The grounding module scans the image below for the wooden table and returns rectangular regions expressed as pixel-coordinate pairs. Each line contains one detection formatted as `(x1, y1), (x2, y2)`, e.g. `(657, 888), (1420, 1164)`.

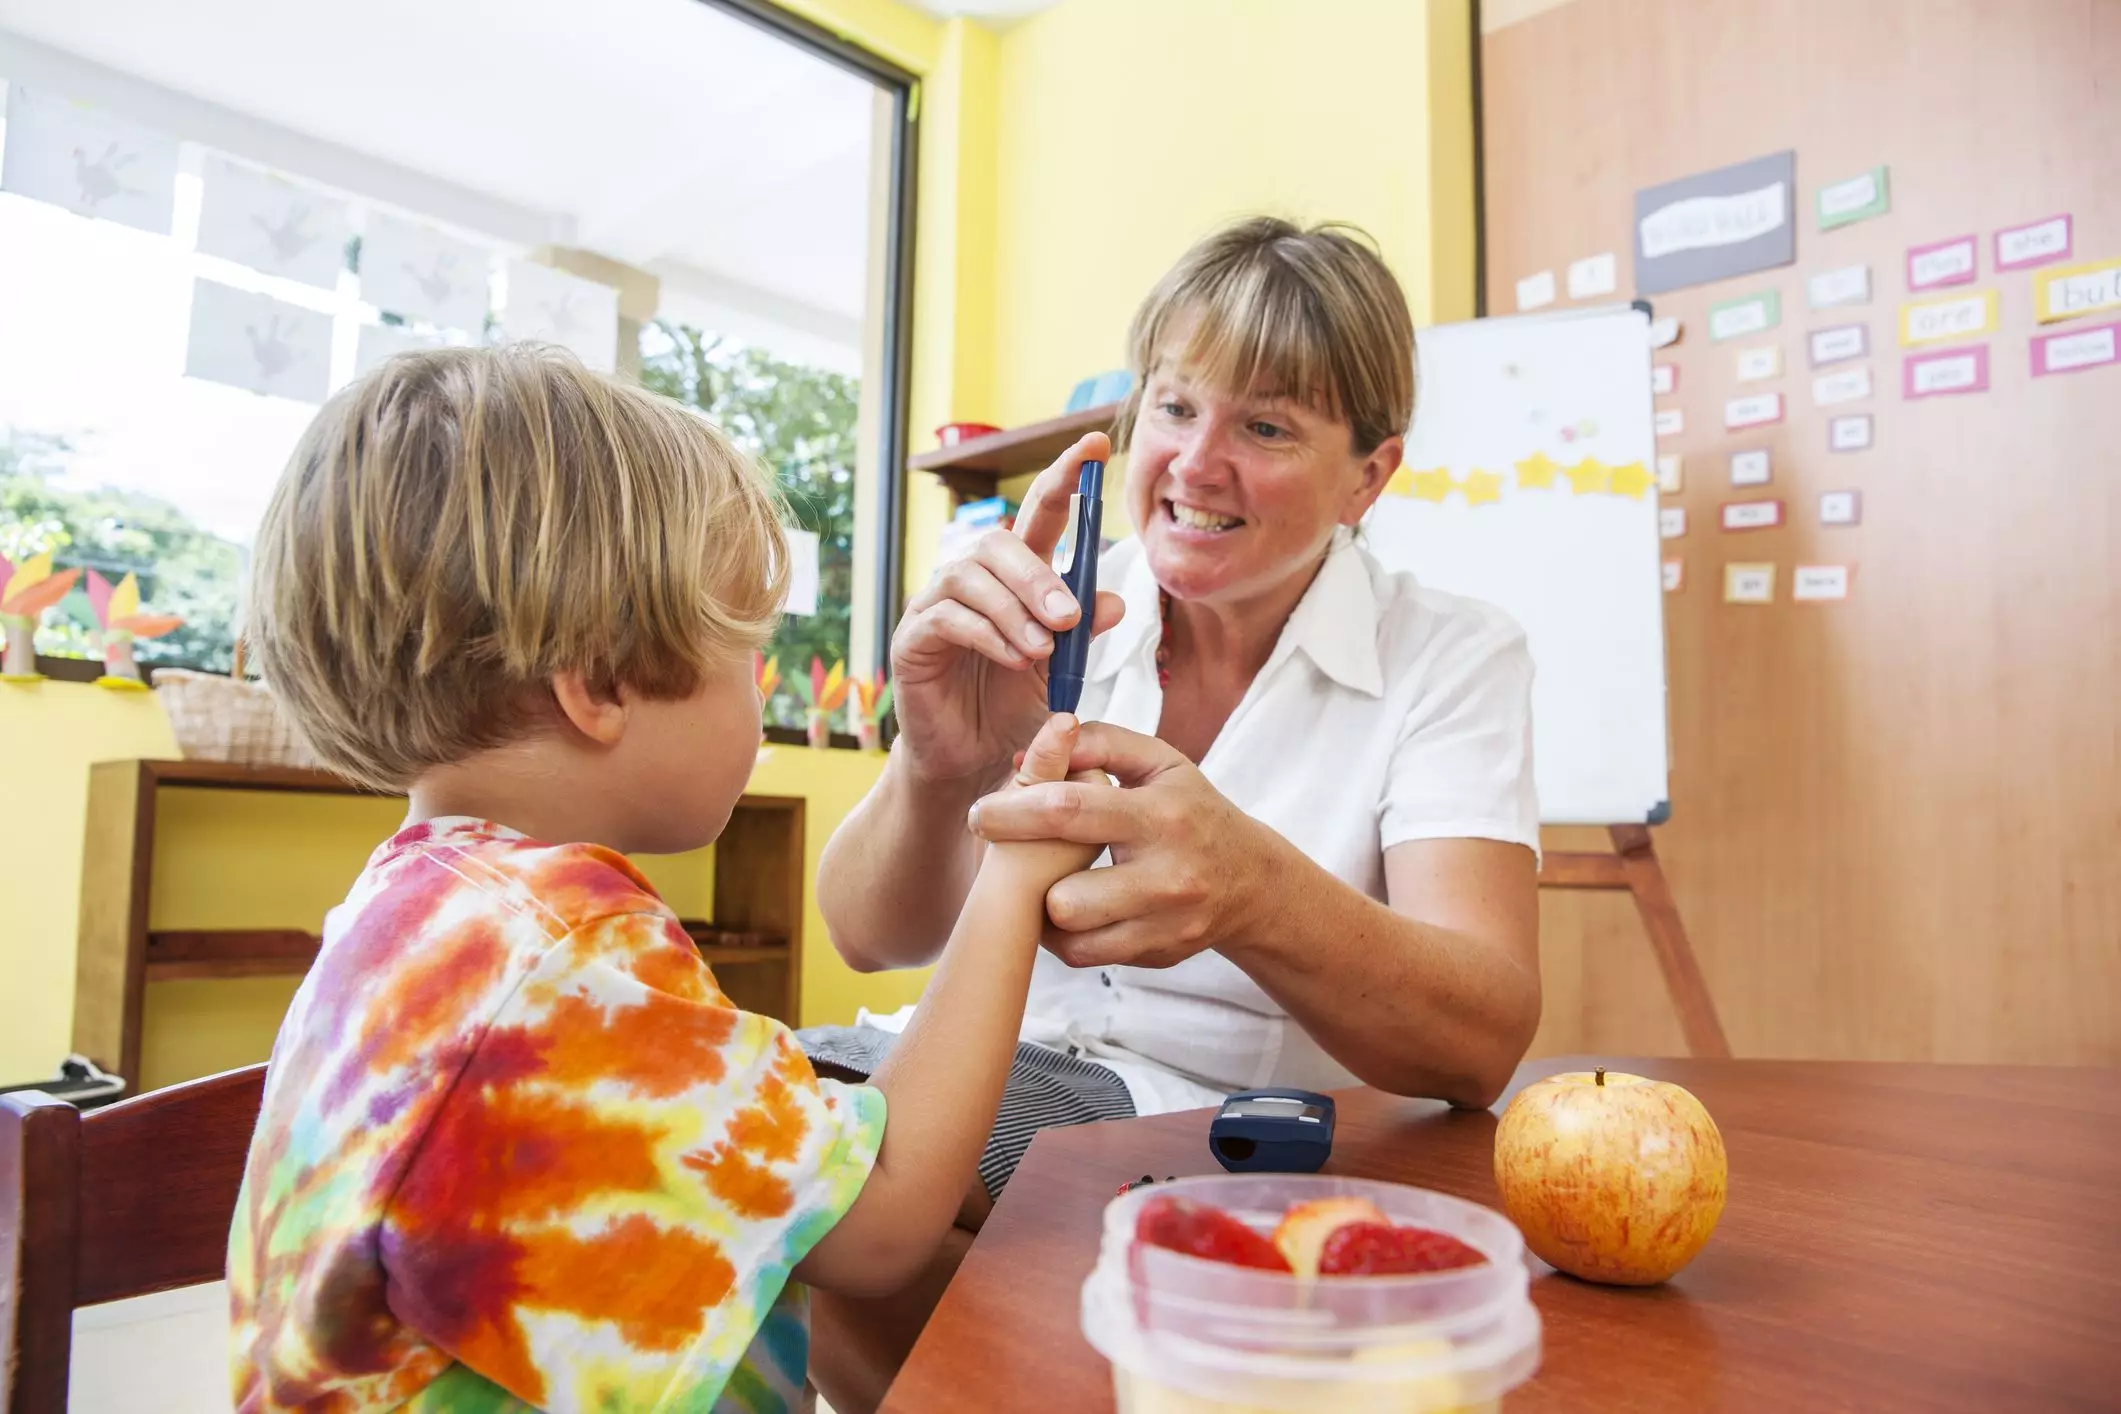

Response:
(879, 1057), (2121, 1413)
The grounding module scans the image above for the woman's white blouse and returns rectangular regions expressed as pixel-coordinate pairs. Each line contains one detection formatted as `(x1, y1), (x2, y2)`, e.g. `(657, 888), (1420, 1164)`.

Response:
(1015, 532), (1542, 1115)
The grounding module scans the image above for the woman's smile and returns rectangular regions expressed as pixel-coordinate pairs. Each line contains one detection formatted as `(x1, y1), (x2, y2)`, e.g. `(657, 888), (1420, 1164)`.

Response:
(1164, 498), (1245, 535)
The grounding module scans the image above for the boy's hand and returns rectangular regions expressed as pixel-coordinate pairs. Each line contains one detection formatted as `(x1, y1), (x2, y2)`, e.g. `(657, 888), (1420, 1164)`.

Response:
(975, 713), (1106, 891)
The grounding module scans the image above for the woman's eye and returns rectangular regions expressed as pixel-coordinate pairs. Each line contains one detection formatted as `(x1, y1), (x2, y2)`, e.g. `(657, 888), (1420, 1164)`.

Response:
(1250, 421), (1287, 440)
(1159, 401), (1188, 418)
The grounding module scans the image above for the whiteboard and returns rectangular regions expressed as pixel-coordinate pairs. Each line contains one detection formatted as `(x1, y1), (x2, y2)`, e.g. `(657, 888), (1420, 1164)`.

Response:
(1364, 304), (1668, 825)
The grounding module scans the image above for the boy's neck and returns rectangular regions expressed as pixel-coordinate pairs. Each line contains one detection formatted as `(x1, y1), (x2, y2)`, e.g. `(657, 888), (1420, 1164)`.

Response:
(405, 741), (638, 853)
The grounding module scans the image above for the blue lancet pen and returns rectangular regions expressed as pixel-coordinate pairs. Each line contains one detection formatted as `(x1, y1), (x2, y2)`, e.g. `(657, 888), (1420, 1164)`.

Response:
(1046, 458), (1104, 714)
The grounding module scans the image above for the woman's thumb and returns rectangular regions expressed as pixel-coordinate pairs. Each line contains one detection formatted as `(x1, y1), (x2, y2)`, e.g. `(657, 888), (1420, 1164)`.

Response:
(1014, 713), (1079, 786)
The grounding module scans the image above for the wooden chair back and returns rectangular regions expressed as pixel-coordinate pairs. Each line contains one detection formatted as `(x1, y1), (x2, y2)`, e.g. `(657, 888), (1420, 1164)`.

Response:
(1, 1064), (265, 1414)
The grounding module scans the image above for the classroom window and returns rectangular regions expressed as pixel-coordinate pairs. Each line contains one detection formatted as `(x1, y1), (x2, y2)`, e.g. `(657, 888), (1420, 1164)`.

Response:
(0, 0), (913, 722)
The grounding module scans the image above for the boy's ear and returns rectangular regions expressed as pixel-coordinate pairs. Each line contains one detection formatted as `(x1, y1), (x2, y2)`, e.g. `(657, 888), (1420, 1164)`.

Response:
(551, 671), (630, 746)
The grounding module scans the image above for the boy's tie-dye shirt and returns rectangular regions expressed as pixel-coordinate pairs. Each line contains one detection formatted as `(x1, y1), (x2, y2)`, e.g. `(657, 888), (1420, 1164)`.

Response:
(228, 818), (885, 1413)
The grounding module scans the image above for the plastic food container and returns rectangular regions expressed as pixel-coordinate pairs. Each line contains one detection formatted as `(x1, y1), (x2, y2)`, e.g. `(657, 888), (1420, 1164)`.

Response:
(1080, 1175), (1541, 1414)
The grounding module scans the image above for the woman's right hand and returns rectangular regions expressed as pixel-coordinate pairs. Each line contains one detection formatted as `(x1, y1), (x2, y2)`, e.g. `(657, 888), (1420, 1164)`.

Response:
(889, 431), (1126, 787)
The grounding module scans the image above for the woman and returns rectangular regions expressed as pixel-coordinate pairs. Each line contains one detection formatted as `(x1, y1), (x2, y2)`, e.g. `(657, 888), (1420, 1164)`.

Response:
(807, 217), (1541, 1409)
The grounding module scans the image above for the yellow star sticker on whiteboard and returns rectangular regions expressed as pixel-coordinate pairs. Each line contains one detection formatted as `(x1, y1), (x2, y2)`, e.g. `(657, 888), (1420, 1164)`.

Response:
(1461, 468), (1504, 506)
(1384, 465), (1418, 497)
(1515, 450), (1559, 490)
(1410, 467), (1457, 502)
(1607, 461), (1652, 500)
(1565, 456), (1611, 495)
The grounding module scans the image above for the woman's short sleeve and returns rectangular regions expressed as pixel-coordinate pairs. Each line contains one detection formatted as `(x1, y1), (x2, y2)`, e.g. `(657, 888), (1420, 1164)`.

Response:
(1377, 608), (1541, 858)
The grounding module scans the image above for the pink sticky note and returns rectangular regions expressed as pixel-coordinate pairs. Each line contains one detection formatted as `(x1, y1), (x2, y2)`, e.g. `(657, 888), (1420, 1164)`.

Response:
(1902, 343), (1990, 399)
(1907, 234), (1978, 291)
(2030, 320), (2120, 377)
(1994, 214), (2072, 273)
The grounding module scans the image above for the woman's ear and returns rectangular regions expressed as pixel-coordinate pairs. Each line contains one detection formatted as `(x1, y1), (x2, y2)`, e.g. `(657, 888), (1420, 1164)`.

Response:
(1341, 433), (1405, 526)
(551, 671), (630, 746)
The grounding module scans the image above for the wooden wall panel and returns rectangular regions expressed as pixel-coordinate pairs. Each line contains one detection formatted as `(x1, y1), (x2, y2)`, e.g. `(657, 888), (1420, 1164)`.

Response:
(1490, 0), (2121, 1063)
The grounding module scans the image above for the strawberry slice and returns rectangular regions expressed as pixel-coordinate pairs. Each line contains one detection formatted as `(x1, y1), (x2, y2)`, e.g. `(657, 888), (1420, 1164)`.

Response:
(1317, 1222), (1487, 1275)
(1134, 1195), (1292, 1271)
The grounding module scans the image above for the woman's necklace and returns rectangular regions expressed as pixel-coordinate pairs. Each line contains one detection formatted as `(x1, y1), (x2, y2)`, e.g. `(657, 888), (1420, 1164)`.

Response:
(1154, 591), (1174, 690)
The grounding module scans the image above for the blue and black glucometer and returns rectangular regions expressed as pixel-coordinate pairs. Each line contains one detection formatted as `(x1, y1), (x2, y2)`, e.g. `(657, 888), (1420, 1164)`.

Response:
(1046, 459), (1105, 715)
(1209, 1088), (1337, 1173)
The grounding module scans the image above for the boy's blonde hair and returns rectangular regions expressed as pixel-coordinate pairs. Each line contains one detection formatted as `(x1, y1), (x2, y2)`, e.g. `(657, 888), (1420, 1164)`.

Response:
(1116, 216), (1416, 456)
(249, 344), (788, 790)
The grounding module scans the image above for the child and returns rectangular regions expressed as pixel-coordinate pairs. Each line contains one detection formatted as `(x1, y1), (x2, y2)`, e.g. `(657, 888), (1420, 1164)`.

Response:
(228, 344), (1098, 1413)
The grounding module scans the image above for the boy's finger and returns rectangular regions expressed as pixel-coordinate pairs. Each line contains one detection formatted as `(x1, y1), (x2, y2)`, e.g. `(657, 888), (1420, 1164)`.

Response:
(1014, 712), (1080, 786)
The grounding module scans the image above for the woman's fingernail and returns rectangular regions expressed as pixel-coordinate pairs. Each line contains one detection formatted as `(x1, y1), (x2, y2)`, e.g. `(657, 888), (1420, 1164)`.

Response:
(1024, 623), (1051, 650)
(1044, 590), (1076, 621)
(967, 803), (980, 833)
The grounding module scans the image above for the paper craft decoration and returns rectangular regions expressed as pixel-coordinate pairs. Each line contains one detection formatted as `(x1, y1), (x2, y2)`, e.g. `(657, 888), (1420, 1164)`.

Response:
(784, 528), (821, 616)
(1722, 499), (1784, 531)
(1608, 462), (1652, 500)
(848, 670), (895, 750)
(2030, 320), (2120, 377)
(1634, 150), (1795, 295)
(1816, 166), (1889, 231)
(196, 155), (352, 290)
(793, 657), (851, 747)
(1648, 317), (1682, 349)
(1808, 264), (1872, 309)
(1900, 290), (1999, 347)
(1829, 414), (1874, 452)
(1736, 345), (1783, 382)
(1813, 365), (1873, 406)
(1567, 253), (1618, 299)
(84, 570), (182, 687)
(503, 259), (620, 373)
(0, 551), (84, 679)
(185, 279), (333, 402)
(1819, 490), (1863, 526)
(1793, 565), (1852, 601)
(1564, 458), (1611, 496)
(1662, 559), (1684, 593)
(1516, 270), (1556, 311)
(753, 651), (781, 704)
(1710, 290), (1781, 342)
(1654, 408), (1684, 437)
(1656, 455), (1684, 495)
(1724, 563), (1775, 604)
(1724, 393), (1784, 430)
(2033, 257), (2121, 324)
(355, 322), (445, 376)
(1512, 452), (1558, 490)
(1903, 344), (1989, 398)
(0, 87), (177, 235)
(1660, 506), (1688, 539)
(1729, 449), (1771, 487)
(362, 212), (492, 332)
(1907, 235), (1978, 291)
(1652, 364), (1678, 395)
(1809, 324), (1868, 366)
(1995, 215), (2072, 272)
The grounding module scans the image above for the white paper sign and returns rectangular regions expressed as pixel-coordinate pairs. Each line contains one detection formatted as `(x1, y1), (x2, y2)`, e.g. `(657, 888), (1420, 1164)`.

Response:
(1662, 559), (1684, 593)
(1809, 324), (1868, 366)
(1909, 238), (1977, 290)
(1722, 499), (1783, 531)
(1793, 564), (1851, 601)
(1904, 293), (1993, 345)
(1656, 454), (1683, 495)
(1567, 252), (1618, 298)
(1729, 449), (1771, 486)
(1654, 408), (1685, 437)
(1651, 364), (1677, 395)
(503, 260), (620, 373)
(1829, 414), (1873, 451)
(1909, 351), (1980, 395)
(1808, 264), (1871, 308)
(1724, 563), (1775, 603)
(362, 213), (492, 332)
(1, 87), (177, 234)
(1640, 181), (1787, 259)
(1660, 506), (1688, 539)
(2039, 266), (2121, 321)
(1812, 365), (1872, 406)
(184, 278), (333, 402)
(2040, 326), (2117, 372)
(355, 322), (444, 376)
(1997, 216), (2070, 269)
(1725, 393), (1783, 429)
(1516, 270), (1556, 311)
(196, 155), (351, 289)
(1648, 317), (1681, 349)
(1818, 171), (1881, 220)
(1711, 302), (1773, 342)
(1736, 345), (1782, 381)
(1819, 490), (1862, 525)
(783, 527), (820, 616)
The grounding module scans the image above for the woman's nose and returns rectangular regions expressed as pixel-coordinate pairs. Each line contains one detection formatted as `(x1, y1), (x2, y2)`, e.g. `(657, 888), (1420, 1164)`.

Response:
(1166, 426), (1225, 487)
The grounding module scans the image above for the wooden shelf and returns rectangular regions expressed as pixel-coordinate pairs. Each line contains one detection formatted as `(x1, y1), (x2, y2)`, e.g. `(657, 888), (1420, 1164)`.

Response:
(142, 924), (791, 981)
(136, 759), (379, 796)
(907, 402), (1121, 502)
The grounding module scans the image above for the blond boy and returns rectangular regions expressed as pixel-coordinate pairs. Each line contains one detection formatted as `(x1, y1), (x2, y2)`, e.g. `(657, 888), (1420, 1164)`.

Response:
(229, 345), (1094, 1413)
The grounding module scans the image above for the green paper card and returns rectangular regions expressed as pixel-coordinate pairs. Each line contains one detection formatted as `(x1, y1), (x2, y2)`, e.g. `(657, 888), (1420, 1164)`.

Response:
(1708, 289), (1780, 342)
(1817, 166), (1890, 231)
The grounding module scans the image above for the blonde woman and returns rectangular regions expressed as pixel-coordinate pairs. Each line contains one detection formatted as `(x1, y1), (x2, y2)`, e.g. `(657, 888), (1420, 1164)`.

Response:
(807, 218), (1542, 1409)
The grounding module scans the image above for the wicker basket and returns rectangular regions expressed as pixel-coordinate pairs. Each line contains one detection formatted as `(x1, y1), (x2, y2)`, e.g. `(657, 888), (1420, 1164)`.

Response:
(152, 667), (322, 770)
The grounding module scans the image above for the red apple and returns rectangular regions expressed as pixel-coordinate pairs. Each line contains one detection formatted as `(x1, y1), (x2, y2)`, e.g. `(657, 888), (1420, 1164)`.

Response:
(1493, 1067), (1727, 1285)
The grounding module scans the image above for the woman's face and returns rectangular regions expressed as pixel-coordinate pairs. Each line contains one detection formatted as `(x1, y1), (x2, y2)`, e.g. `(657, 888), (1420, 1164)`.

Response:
(1126, 359), (1400, 608)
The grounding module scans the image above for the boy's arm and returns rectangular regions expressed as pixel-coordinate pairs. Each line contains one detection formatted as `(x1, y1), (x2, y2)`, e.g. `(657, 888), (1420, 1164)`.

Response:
(794, 717), (1096, 1298)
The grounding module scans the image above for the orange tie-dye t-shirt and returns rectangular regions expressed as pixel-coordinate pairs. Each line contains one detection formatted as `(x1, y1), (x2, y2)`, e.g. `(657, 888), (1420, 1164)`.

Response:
(228, 818), (884, 1413)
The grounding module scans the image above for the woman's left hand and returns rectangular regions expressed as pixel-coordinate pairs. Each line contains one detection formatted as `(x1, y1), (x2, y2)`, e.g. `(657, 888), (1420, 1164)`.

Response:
(966, 722), (1282, 969)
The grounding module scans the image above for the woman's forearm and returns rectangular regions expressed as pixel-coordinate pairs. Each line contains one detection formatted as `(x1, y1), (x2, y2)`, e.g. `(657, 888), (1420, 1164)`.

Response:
(816, 752), (993, 971)
(1225, 835), (1542, 1109)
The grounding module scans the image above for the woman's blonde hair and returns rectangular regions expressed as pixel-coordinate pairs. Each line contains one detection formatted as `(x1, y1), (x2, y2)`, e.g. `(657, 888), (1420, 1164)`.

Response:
(1116, 216), (1416, 455)
(248, 343), (788, 791)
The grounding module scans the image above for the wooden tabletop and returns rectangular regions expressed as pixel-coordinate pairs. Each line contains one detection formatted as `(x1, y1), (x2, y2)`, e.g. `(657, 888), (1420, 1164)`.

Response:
(879, 1057), (2121, 1413)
